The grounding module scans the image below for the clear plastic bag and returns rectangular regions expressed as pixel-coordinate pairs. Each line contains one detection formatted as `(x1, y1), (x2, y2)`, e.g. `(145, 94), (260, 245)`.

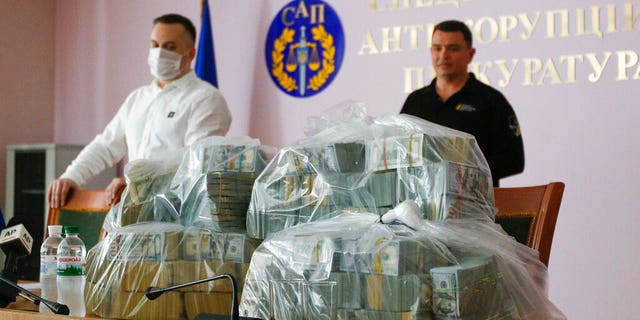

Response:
(88, 136), (274, 319)
(239, 211), (565, 320)
(85, 222), (262, 319)
(104, 155), (183, 231)
(247, 102), (494, 240)
(240, 103), (563, 319)
(166, 136), (275, 231)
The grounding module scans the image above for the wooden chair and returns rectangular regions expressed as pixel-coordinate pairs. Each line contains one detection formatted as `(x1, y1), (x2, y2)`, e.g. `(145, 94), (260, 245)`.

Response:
(493, 182), (565, 266)
(47, 189), (111, 250)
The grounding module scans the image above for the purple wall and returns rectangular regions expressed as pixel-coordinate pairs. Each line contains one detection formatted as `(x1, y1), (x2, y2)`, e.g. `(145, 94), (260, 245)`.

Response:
(0, 0), (56, 206)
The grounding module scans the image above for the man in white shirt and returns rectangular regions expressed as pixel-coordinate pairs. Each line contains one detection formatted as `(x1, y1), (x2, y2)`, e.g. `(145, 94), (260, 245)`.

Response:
(49, 13), (232, 208)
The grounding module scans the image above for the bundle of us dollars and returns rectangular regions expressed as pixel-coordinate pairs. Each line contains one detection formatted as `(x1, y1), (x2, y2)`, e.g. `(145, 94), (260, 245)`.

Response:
(397, 164), (493, 221)
(125, 159), (177, 204)
(182, 227), (261, 263)
(175, 143), (266, 231)
(196, 144), (266, 173)
(105, 223), (183, 262)
(248, 171), (373, 239)
(118, 159), (178, 226)
(178, 172), (258, 232)
(364, 134), (493, 221)
(283, 142), (366, 174)
(366, 134), (482, 172)
(205, 171), (257, 232)
(430, 256), (504, 319)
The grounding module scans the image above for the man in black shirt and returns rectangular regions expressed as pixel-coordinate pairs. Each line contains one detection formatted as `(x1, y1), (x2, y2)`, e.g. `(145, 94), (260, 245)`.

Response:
(401, 20), (524, 186)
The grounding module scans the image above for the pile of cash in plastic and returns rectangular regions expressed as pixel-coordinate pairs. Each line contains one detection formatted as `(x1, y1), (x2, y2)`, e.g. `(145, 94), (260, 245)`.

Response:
(171, 140), (269, 232)
(86, 224), (261, 319)
(87, 136), (273, 319)
(247, 113), (494, 240)
(240, 105), (564, 320)
(116, 158), (180, 227)
(239, 212), (563, 320)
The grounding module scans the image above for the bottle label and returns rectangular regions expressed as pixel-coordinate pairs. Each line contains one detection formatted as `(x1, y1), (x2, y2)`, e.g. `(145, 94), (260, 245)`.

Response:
(40, 255), (57, 277)
(57, 256), (85, 276)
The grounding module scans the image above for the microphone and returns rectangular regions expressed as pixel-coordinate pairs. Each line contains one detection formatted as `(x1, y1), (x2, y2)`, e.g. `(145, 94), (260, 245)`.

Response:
(145, 273), (262, 320)
(0, 217), (33, 307)
(0, 275), (69, 315)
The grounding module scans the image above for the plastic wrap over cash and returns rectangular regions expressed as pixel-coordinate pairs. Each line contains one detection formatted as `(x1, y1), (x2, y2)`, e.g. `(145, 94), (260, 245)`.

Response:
(104, 155), (183, 231)
(89, 136), (273, 319)
(104, 136), (275, 232)
(165, 136), (276, 232)
(85, 222), (261, 319)
(247, 104), (494, 239)
(239, 212), (565, 320)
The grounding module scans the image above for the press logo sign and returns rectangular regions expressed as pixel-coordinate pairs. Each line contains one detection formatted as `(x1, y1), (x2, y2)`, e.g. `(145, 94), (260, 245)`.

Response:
(265, 0), (345, 98)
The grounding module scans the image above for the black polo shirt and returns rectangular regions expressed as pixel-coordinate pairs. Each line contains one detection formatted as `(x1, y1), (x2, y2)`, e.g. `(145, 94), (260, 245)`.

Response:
(401, 73), (524, 186)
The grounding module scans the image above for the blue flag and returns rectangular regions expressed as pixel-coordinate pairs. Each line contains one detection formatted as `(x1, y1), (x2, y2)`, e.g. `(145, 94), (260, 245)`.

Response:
(195, 0), (218, 87)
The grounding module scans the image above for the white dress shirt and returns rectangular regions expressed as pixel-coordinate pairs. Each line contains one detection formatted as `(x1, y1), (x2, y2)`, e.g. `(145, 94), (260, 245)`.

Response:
(60, 71), (232, 186)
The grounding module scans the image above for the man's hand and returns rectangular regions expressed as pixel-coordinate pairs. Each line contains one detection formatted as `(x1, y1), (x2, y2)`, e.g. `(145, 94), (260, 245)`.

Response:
(105, 177), (126, 206)
(48, 178), (79, 209)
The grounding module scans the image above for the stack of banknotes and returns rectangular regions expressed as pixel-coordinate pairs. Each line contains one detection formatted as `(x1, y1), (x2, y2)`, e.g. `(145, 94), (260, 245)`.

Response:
(85, 224), (261, 319)
(247, 133), (493, 239)
(430, 256), (517, 319)
(366, 134), (493, 221)
(119, 160), (178, 226)
(178, 145), (265, 232)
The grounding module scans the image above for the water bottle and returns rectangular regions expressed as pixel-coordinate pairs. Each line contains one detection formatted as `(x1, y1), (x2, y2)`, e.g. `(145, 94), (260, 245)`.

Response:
(57, 225), (86, 317)
(39, 225), (63, 314)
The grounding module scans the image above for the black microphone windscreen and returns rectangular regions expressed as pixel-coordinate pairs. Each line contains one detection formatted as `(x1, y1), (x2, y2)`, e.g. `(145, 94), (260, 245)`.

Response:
(145, 287), (163, 300)
(47, 302), (70, 315)
(5, 216), (26, 228)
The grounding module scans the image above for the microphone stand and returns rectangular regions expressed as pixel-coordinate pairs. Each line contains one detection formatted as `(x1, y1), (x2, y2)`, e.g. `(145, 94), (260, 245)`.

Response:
(0, 275), (69, 315)
(146, 273), (261, 320)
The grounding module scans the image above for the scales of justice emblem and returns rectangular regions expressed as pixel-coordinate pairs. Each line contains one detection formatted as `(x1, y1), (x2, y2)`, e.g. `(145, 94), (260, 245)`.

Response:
(266, 0), (345, 98)
(286, 25), (319, 96)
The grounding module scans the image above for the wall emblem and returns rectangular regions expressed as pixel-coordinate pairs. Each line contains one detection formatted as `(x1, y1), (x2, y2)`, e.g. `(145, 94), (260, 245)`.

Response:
(265, 0), (345, 98)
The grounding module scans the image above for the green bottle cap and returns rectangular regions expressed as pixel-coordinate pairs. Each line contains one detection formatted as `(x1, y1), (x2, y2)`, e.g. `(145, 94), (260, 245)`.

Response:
(63, 225), (79, 234)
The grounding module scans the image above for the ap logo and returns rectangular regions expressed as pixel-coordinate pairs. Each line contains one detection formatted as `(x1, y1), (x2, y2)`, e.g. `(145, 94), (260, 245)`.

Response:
(265, 0), (345, 98)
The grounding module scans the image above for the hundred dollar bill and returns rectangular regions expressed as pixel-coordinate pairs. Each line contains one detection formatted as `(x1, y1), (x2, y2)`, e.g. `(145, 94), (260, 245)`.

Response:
(182, 228), (213, 261)
(371, 237), (425, 276)
(393, 164), (492, 221)
(288, 235), (336, 270)
(366, 134), (425, 172)
(199, 145), (261, 173)
(223, 233), (247, 262)
(430, 256), (499, 319)
(125, 160), (177, 204)
(107, 224), (183, 262)
(366, 133), (483, 173)
(284, 142), (366, 174)
(431, 269), (459, 319)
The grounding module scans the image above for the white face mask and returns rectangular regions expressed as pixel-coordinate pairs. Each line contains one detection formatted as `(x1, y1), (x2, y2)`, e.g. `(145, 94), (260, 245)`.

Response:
(148, 48), (183, 80)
